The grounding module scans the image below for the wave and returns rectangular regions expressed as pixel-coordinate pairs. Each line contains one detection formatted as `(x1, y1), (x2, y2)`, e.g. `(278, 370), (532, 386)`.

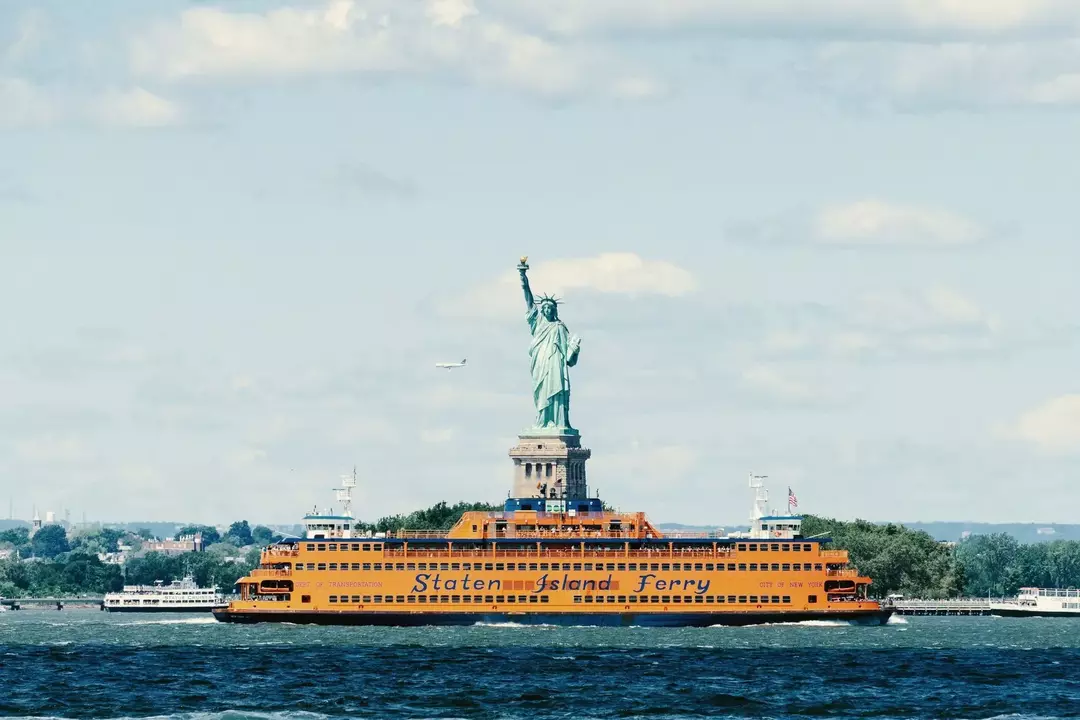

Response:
(122, 617), (218, 626)
(887, 615), (909, 624)
(709, 619), (853, 628)
(0, 713), (332, 720)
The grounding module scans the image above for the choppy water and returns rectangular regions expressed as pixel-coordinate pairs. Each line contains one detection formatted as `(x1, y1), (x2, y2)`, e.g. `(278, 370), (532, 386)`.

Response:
(1, 610), (1079, 719)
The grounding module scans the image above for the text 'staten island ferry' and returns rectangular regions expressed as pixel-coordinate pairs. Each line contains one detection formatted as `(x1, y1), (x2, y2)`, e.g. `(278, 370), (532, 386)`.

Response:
(214, 257), (892, 627)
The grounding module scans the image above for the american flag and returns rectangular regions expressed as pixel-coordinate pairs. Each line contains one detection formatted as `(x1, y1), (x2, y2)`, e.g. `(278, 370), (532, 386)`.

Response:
(788, 487), (799, 509)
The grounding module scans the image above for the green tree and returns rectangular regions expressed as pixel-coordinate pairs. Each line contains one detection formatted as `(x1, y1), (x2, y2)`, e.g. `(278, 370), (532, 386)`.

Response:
(251, 525), (277, 546)
(356, 501), (500, 534)
(0, 527), (30, 546)
(135, 528), (155, 541)
(31, 525), (71, 559)
(225, 521), (253, 546)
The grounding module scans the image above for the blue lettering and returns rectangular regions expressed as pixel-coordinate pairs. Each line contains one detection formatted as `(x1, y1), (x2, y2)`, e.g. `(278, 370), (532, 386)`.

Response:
(445, 579), (457, 590)
(431, 574), (442, 591)
(534, 574), (549, 593)
(412, 573), (430, 593)
(696, 579), (711, 595)
(634, 574), (656, 593)
(488, 579), (501, 591)
(598, 575), (612, 591)
(655, 579), (667, 591)
(474, 579), (485, 591)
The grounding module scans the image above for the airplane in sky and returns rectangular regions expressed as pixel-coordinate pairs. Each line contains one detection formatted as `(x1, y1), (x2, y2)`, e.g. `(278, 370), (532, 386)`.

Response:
(435, 358), (467, 370)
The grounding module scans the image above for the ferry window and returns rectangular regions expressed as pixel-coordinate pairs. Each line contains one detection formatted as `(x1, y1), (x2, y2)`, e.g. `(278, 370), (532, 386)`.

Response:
(302, 595), (311, 603)
(329, 563), (338, 570)
(606, 595), (615, 604)
(803, 544), (811, 552)
(384, 596), (394, 604)
(418, 596), (427, 604)
(472, 525), (478, 532)
(694, 563), (703, 571)
(738, 544), (746, 551)
(317, 563), (327, 571)
(671, 596), (681, 603)
(485, 563), (494, 571)
(305, 563), (313, 570)
(362, 544), (370, 551)
(529, 596), (539, 603)
(760, 596), (768, 604)
(574, 596), (583, 603)
(793, 544), (801, 552)
(440, 595), (450, 603)
(362, 563), (371, 570)
(529, 563), (538, 571)
(728, 595), (736, 603)
(815, 564), (823, 571)
(694, 596), (703, 604)
(495, 563), (504, 571)
(808, 595), (818, 604)
(362, 596), (371, 603)
(506, 595), (516, 603)
(628, 563), (637, 571)
(782, 596), (791, 603)
(628, 596), (638, 604)
(617, 563), (626, 571)
(407, 563), (416, 570)
(708, 564), (717, 571)
(374, 596), (382, 603)
(750, 596), (759, 603)
(661, 596), (671, 603)
(771, 564), (780, 571)
(771, 544), (780, 552)
(648, 596), (658, 603)
(738, 596), (747, 603)
(479, 595), (487, 603)
(584, 563), (593, 571)
(584, 596), (593, 603)
(573, 563), (582, 571)
(372, 544), (382, 551)
(661, 563), (670, 571)
(295, 565), (304, 572)
(452, 595), (461, 603)
(748, 544), (757, 551)
(759, 545), (767, 553)
(792, 563), (800, 571)
(407, 596), (416, 603)
(451, 563), (460, 570)
(351, 544), (360, 551)
(352, 563), (361, 570)
(396, 563), (405, 570)
(374, 563), (382, 571)
(782, 564), (791, 571)
(462, 563), (472, 570)
(495, 596), (505, 603)
(738, 564), (747, 571)
(539, 563), (548, 570)
(440, 563), (449, 571)
(329, 595), (337, 603)
(650, 563), (659, 571)
(727, 563), (736, 571)
(771, 596), (780, 603)
(749, 564), (758, 571)
(618, 596), (627, 603)
(328, 544), (337, 551)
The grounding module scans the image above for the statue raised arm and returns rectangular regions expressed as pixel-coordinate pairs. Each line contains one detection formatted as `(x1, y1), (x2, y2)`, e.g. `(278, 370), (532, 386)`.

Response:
(516, 256), (580, 432)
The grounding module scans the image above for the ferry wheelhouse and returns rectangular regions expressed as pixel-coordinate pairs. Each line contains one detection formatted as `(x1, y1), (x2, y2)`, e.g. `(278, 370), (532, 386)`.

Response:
(990, 587), (1080, 617)
(214, 473), (891, 626)
(104, 576), (227, 613)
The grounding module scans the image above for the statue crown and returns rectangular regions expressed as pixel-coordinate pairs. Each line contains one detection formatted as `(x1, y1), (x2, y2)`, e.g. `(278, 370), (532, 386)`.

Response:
(536, 294), (561, 307)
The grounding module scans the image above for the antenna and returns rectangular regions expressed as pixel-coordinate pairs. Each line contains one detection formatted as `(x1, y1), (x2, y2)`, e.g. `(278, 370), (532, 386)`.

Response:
(335, 467), (357, 519)
(748, 472), (770, 522)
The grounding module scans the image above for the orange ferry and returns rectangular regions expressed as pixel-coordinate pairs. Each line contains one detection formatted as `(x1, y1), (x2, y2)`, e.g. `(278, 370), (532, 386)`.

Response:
(214, 473), (892, 627)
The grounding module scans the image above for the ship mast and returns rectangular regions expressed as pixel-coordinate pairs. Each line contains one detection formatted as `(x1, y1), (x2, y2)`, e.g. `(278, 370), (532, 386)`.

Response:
(336, 466), (357, 520)
(749, 472), (770, 522)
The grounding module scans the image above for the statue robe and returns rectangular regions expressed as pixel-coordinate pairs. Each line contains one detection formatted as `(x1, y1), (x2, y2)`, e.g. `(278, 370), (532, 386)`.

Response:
(526, 304), (575, 430)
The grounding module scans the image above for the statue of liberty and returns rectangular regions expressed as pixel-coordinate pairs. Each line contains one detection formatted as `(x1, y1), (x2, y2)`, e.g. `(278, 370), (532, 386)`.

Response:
(518, 257), (581, 432)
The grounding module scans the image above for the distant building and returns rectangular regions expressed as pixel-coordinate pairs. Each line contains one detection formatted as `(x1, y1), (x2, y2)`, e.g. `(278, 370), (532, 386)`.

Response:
(145, 534), (205, 555)
(0, 548), (13, 560)
(97, 552), (127, 565)
(1037, 527), (1056, 536)
(960, 531), (971, 540)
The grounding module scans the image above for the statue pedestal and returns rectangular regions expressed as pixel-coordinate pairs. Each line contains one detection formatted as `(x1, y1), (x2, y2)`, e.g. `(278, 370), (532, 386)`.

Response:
(509, 431), (591, 500)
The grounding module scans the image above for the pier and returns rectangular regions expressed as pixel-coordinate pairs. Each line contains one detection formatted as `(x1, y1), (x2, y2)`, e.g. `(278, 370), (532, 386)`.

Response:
(891, 599), (990, 616)
(2, 597), (105, 611)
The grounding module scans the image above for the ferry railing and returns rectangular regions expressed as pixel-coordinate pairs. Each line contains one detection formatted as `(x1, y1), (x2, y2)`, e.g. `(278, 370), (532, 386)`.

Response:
(381, 548), (738, 560)
(819, 550), (847, 559)
(249, 569), (292, 578)
(825, 569), (859, 578)
(262, 549), (300, 558)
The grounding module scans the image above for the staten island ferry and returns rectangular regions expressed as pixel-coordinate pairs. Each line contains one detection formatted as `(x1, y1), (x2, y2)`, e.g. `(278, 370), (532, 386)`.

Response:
(214, 472), (892, 626)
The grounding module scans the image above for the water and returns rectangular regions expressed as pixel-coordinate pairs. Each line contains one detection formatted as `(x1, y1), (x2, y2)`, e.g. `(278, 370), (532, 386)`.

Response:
(2, 611), (1079, 719)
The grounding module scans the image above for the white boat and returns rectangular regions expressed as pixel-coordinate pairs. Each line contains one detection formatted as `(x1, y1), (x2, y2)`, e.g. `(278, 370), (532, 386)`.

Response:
(989, 587), (1080, 617)
(103, 576), (227, 613)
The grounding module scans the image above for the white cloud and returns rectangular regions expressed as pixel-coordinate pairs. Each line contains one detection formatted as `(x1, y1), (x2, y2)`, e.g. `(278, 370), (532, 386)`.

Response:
(740, 365), (818, 402)
(1012, 395), (1080, 453)
(92, 87), (182, 128)
(130, 0), (661, 99)
(731, 199), (986, 246)
(815, 200), (984, 246)
(448, 253), (698, 319)
(491, 0), (1080, 40)
(14, 434), (94, 464)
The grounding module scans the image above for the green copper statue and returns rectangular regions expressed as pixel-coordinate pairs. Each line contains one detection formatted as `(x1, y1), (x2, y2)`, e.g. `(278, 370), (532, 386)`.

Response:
(518, 257), (581, 432)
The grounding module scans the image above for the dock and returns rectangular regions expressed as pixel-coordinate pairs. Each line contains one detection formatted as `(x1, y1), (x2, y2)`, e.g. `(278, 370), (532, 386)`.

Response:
(891, 598), (990, 616)
(1, 597), (105, 610)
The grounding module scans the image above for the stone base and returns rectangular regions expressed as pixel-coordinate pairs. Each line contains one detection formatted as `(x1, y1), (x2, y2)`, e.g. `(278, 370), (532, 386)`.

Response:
(509, 432), (591, 500)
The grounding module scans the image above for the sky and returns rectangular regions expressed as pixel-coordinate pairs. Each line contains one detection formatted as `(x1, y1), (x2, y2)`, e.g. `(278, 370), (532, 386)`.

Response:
(3, 0), (1080, 526)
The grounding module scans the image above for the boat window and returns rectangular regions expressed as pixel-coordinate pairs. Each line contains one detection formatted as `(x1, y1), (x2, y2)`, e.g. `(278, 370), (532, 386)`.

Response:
(750, 596), (759, 603)
(738, 564), (746, 571)
(815, 564), (823, 571)
(506, 595), (516, 603)
(351, 563), (360, 570)
(372, 544), (382, 551)
(671, 596), (681, 603)
(374, 596), (382, 603)
(451, 563), (460, 570)
(529, 596), (539, 603)
(772, 596), (780, 603)
(529, 563), (538, 571)
(709, 564), (719, 571)
(738, 596), (747, 603)
(351, 596), (361, 603)
(485, 563), (493, 571)
(770, 544), (779, 552)
(661, 596), (671, 603)
(782, 564), (791, 571)
(362, 544), (370, 551)
(384, 596), (394, 604)
(418, 596), (427, 604)
(439, 563), (448, 571)
(749, 564), (757, 571)
(317, 563), (326, 571)
(584, 563), (593, 571)
(694, 563), (703, 571)
(628, 563), (637, 571)
(808, 595), (818, 603)
(362, 563), (371, 570)
(738, 544), (746, 551)
(803, 544), (812, 552)
(793, 544), (801, 552)
(329, 563), (337, 570)
(573, 563), (582, 571)
(306, 544), (315, 551)
(693, 596), (703, 604)
(397, 563), (405, 570)
(628, 596), (638, 604)
(494, 596), (504, 603)
(301, 595), (311, 603)
(295, 565), (304, 572)
(771, 564), (780, 571)
(759, 545), (767, 553)
(574, 596), (583, 603)
(748, 544), (757, 552)
(661, 564), (670, 571)
(351, 544), (360, 551)
(760, 596), (768, 604)
(328, 544), (337, 551)
(362, 596), (371, 602)
(584, 596), (593, 603)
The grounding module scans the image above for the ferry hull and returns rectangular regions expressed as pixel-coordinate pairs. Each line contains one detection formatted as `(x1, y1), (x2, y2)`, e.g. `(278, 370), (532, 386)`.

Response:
(989, 608), (1080, 618)
(105, 606), (225, 613)
(213, 607), (893, 627)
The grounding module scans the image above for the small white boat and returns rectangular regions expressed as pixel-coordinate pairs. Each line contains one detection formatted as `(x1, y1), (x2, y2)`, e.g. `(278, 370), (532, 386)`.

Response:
(990, 587), (1080, 617)
(103, 576), (227, 613)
